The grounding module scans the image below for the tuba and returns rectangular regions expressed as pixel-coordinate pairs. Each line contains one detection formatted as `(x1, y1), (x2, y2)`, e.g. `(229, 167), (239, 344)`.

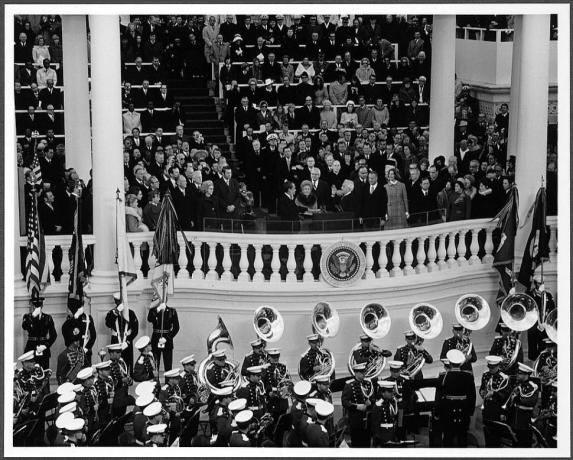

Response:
(500, 293), (539, 331)
(455, 294), (491, 360)
(298, 302), (339, 382)
(197, 317), (242, 401)
(402, 304), (443, 379)
(253, 306), (284, 343)
(533, 343), (557, 386)
(348, 303), (391, 380)
(544, 309), (557, 344)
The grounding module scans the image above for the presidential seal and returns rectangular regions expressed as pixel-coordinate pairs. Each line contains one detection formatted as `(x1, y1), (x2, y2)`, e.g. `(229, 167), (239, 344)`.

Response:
(320, 241), (366, 287)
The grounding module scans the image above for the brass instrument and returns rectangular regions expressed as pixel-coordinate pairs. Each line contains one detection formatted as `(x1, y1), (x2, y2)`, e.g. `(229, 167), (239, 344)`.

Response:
(533, 348), (557, 386)
(544, 309), (557, 344)
(500, 293), (539, 331)
(348, 303), (391, 380)
(501, 380), (538, 411)
(253, 306), (284, 343)
(480, 372), (509, 410)
(455, 294), (491, 330)
(499, 334), (521, 373)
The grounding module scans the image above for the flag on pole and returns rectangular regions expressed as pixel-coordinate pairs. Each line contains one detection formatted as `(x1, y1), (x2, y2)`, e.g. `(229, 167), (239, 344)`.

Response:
(492, 185), (519, 307)
(31, 150), (42, 185)
(517, 186), (550, 288)
(68, 193), (87, 314)
(116, 189), (137, 321)
(24, 181), (50, 298)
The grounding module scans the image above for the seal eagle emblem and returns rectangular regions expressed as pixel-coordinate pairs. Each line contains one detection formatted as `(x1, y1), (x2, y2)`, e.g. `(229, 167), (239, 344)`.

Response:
(320, 241), (366, 287)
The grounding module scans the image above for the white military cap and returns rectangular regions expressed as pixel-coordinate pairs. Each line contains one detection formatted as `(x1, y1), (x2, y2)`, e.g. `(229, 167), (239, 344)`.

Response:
(64, 417), (85, 432)
(135, 380), (157, 396)
(135, 393), (155, 408)
(57, 382), (75, 395)
(485, 355), (503, 366)
(293, 380), (312, 397)
(518, 363), (534, 374)
(266, 348), (281, 356)
(306, 334), (320, 342)
(180, 354), (196, 365)
(305, 398), (321, 407)
(76, 367), (94, 380)
(135, 336), (151, 350)
(217, 385), (234, 396)
(164, 368), (181, 378)
(113, 292), (121, 300)
(235, 409), (254, 425)
(57, 392), (76, 404)
(228, 398), (247, 412)
(314, 374), (330, 383)
(73, 384), (83, 392)
(315, 401), (334, 418)
(446, 349), (465, 365)
(246, 365), (264, 375)
(147, 423), (167, 434)
(378, 380), (396, 389)
(59, 401), (77, 414)
(388, 360), (404, 370)
(212, 349), (227, 359)
(143, 401), (163, 417)
(55, 412), (75, 429)
(249, 338), (263, 347)
(17, 351), (35, 362)
(352, 362), (367, 372)
(95, 360), (112, 370)
(107, 343), (123, 352)
(266, 133), (279, 142)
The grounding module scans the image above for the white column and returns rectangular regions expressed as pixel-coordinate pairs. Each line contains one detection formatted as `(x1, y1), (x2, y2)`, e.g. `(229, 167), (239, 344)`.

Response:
(510, 15), (550, 255)
(62, 16), (92, 182)
(428, 15), (456, 163)
(89, 15), (125, 286)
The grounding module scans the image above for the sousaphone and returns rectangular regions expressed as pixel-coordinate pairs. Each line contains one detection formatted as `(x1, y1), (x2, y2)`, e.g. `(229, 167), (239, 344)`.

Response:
(253, 305), (284, 343)
(500, 293), (539, 331)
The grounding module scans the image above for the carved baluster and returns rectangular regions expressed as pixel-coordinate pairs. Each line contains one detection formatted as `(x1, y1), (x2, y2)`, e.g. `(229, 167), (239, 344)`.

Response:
(148, 241), (156, 275)
(456, 230), (468, 267)
(549, 225), (557, 258)
(391, 239), (402, 276)
(132, 242), (143, 279)
(402, 239), (414, 275)
(205, 241), (219, 281)
(437, 234), (447, 269)
(286, 244), (297, 283)
(270, 244), (281, 283)
(483, 227), (494, 264)
(427, 235), (437, 272)
(377, 240), (389, 278)
(364, 242), (375, 279)
(221, 243), (233, 282)
(415, 236), (427, 274)
(60, 244), (71, 283)
(237, 242), (250, 282)
(252, 244), (265, 282)
(469, 228), (480, 264)
(446, 232), (457, 268)
(177, 238), (190, 279)
(192, 241), (204, 280)
(303, 244), (314, 282)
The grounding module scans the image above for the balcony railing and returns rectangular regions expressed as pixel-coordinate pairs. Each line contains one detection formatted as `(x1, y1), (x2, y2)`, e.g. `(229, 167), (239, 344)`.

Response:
(17, 216), (558, 287)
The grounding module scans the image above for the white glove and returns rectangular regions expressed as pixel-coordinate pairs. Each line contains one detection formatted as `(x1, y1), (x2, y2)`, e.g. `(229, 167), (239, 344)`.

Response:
(32, 307), (41, 318)
(117, 303), (124, 312)
(74, 307), (84, 319)
(539, 283), (545, 293)
(157, 303), (167, 312)
(159, 337), (167, 346)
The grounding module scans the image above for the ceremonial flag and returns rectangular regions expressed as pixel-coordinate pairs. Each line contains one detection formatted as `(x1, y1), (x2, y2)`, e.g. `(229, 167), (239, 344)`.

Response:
(68, 193), (87, 314)
(24, 181), (50, 298)
(492, 185), (519, 307)
(116, 190), (137, 321)
(31, 149), (42, 185)
(517, 186), (550, 288)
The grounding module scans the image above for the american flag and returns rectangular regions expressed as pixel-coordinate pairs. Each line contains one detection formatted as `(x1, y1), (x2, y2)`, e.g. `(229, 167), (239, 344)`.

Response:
(25, 181), (50, 297)
(31, 149), (42, 185)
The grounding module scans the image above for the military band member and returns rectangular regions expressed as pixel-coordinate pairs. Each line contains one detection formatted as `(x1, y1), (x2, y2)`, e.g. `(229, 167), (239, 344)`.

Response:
(105, 292), (139, 375)
(178, 354), (200, 446)
(371, 380), (399, 446)
(341, 362), (374, 447)
(147, 302), (180, 372)
(163, 368), (183, 445)
(537, 338), (557, 406)
(145, 423), (168, 447)
(383, 360), (407, 440)
(526, 276), (556, 361)
(56, 331), (85, 384)
(93, 360), (114, 426)
(489, 323), (523, 376)
(305, 401), (334, 447)
(108, 342), (135, 416)
(133, 336), (157, 382)
(262, 348), (289, 420)
(62, 417), (87, 446)
(285, 380), (312, 447)
(299, 334), (324, 381)
(143, 401), (169, 438)
(209, 385), (234, 446)
(14, 350), (47, 420)
(505, 362), (540, 447)
(22, 296), (58, 371)
(133, 393), (156, 445)
(206, 349), (234, 389)
(394, 330), (433, 380)
(353, 334), (393, 369)
(229, 410), (254, 446)
(76, 367), (99, 434)
(54, 412), (75, 446)
(237, 365), (266, 419)
(479, 355), (511, 446)
(62, 303), (97, 366)
(241, 338), (267, 376)
(440, 324), (477, 373)
(436, 349), (476, 447)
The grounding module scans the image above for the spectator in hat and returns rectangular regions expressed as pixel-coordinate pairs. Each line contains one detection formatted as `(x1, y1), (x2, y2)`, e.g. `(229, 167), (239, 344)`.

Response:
(355, 57), (375, 84)
(340, 100), (359, 128)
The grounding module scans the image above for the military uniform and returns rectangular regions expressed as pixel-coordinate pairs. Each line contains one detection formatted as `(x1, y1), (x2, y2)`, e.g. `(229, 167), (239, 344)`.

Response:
(371, 398), (398, 446)
(341, 378), (374, 447)
(263, 361), (289, 419)
(133, 352), (157, 382)
(526, 289), (556, 361)
(479, 370), (511, 422)
(507, 378), (539, 447)
(78, 385), (99, 434)
(298, 348), (322, 381)
(110, 358), (134, 415)
(180, 370), (199, 402)
(22, 311), (57, 370)
(394, 344), (433, 380)
(236, 381), (266, 419)
(147, 306), (180, 372)
(228, 429), (253, 446)
(305, 421), (330, 447)
(284, 400), (306, 447)
(241, 352), (267, 376)
(179, 370), (200, 446)
(205, 361), (233, 389)
(104, 308), (139, 375)
(436, 369), (476, 447)
(210, 402), (233, 446)
(56, 344), (85, 384)
(489, 335), (523, 376)
(62, 313), (97, 366)
(383, 374), (408, 438)
(14, 365), (47, 419)
(94, 376), (113, 426)
(440, 336), (477, 372)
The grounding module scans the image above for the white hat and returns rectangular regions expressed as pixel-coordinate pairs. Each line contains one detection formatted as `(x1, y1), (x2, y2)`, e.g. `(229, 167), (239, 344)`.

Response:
(346, 100), (355, 107)
(135, 380), (157, 396)
(17, 351), (35, 362)
(264, 78), (273, 86)
(164, 368), (181, 378)
(180, 354), (196, 365)
(266, 133), (279, 142)
(246, 365), (264, 375)
(485, 355), (503, 366)
(57, 382), (75, 395)
(314, 374), (330, 384)
(147, 423), (167, 434)
(232, 34), (243, 43)
(352, 362), (367, 372)
(55, 412), (75, 429)
(76, 367), (94, 380)
(446, 349), (465, 365)
(293, 380), (312, 397)
(113, 292), (121, 301)
(135, 336), (151, 350)
(217, 385), (234, 396)
(306, 334), (320, 342)
(59, 401), (77, 414)
(212, 349), (227, 359)
(64, 417), (85, 432)
(518, 363), (534, 374)
(315, 400), (334, 418)
(143, 401), (163, 417)
(378, 380), (396, 389)
(249, 338), (264, 347)
(228, 398), (247, 412)
(73, 383), (83, 392)
(235, 409), (253, 425)
(107, 343), (123, 352)
(388, 360), (404, 370)
(135, 393), (155, 408)
(266, 348), (281, 356)
(305, 398), (321, 407)
(58, 392), (76, 404)
(95, 360), (112, 370)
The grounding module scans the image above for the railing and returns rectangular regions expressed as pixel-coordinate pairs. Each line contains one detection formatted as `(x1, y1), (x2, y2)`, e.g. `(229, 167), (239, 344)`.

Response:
(455, 26), (514, 42)
(18, 216), (558, 286)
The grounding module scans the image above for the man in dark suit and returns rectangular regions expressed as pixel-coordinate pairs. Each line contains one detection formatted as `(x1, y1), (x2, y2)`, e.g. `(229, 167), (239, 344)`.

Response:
(15, 32), (33, 62)
(454, 139), (476, 176)
(134, 80), (156, 107)
(338, 179), (359, 218)
(39, 148), (61, 186)
(379, 76), (396, 106)
(39, 79), (63, 109)
(214, 166), (241, 219)
(309, 167), (331, 209)
(277, 181), (303, 230)
(154, 84), (174, 108)
(234, 96), (257, 141)
(361, 171), (388, 230)
(18, 106), (41, 135)
(409, 176), (439, 226)
(140, 101), (161, 133)
(295, 96), (321, 129)
(172, 176), (196, 230)
(39, 190), (61, 234)
(40, 105), (64, 134)
(274, 146), (297, 186)
(415, 75), (430, 103)
(19, 61), (37, 86)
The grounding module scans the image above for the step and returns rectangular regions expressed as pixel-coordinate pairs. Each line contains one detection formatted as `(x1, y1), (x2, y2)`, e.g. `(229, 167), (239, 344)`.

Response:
(178, 96), (215, 104)
(180, 104), (216, 112)
(185, 112), (219, 121)
(186, 120), (224, 128)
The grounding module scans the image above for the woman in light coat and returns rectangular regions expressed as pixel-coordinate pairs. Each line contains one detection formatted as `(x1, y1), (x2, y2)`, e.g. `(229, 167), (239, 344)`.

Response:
(384, 168), (409, 229)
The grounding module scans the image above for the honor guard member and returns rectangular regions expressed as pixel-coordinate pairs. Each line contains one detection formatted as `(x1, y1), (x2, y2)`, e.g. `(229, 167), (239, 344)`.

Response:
(76, 367), (99, 434)
(440, 324), (477, 373)
(263, 348), (290, 420)
(62, 417), (86, 446)
(147, 302), (180, 372)
(108, 342), (134, 416)
(285, 380), (312, 447)
(436, 349), (476, 447)
(298, 334), (323, 381)
(526, 275), (556, 361)
(146, 423), (167, 447)
(505, 362), (539, 447)
(341, 362), (374, 447)
(395, 330), (433, 380)
(384, 360), (406, 440)
(306, 400), (334, 447)
(206, 349), (234, 389)
(237, 365), (266, 419)
(210, 384), (234, 446)
(56, 330), (85, 384)
(22, 296), (58, 371)
(105, 292), (139, 375)
(241, 338), (267, 376)
(133, 393), (155, 446)
(93, 360), (114, 426)
(62, 302), (97, 366)
(489, 323), (522, 376)
(133, 336), (157, 382)
(479, 355), (511, 446)
(371, 380), (399, 446)
(179, 355), (200, 446)
(353, 333), (392, 368)
(229, 410), (254, 446)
